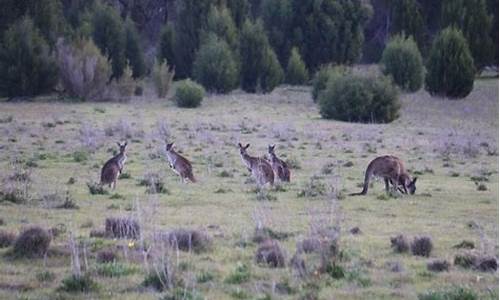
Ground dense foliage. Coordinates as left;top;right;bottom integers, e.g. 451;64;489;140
175;79;205;108
286;47;308;85
380;35;423;92
425;27;475;98
0;17;58;97
318;68;400;123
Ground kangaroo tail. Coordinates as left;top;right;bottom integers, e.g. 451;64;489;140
187;172;196;183
349;166;372;196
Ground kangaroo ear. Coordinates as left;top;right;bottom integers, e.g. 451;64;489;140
117;142;121;147
238;143;242;148
412;177;418;184
245;143;250;149
124;141;128;146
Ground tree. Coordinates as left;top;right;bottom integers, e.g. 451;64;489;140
226;0;250;29
285;47;308;85
290;0;372;71
193;35;239;93
173;0;216;78
260;46;284;92
204;5;239;51
0;17;58;97
239;19;268;92
425;27;475;98
0;0;65;46
380;34;423;92
261;0;293;67
158;23;175;68
390;0;425;51
124;18;145;78
441;0;494;70
91;3;126;79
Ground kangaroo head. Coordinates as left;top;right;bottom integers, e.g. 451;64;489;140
166;142;174;152
268;144;276;155
408;177;417;195
238;143;250;155
117;141;128;154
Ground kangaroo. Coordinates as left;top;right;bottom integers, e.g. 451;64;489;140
238;143;274;186
165;142;196;183
100;141;128;189
268;144;290;182
349;155;417;196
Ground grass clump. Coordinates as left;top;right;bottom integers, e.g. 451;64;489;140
87;182;108;195
297;176;327;198
418;286;478;300
95;262;137;277
427;260;450;272
96;250;117;263
12;226;51;258
224;262;251;284
59;274;98;293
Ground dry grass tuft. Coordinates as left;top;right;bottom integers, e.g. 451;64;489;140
410;236;433;257
12;226;51;258
390;234;410;253
255;239;286;268
105;217;140;239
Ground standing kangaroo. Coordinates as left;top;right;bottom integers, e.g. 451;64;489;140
268;144;290;182
349;155;417;196
165;142;196;183
238;143;274;186
100;141;128;189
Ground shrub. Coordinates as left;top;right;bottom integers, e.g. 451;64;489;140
96;250;117;263
104;217;140;239
411;236;433;257
0;17;57;97
152;59;175;98
59;274;98;293
204;5;239;50
427;260;450;272
381;34;423;92
390;234;410;253
425;27;475;98
193;35;239;93
286;47;308;85
139;172;169;194
165;229;212;253
107;64;136;102
318;68;400;123
239;19;268;93
0;230;16;248
311;64;335;102
56;38;111;101
13;226;51;258
260;46;284;93
143;265;175;291
175;79;205;108
255;240;286;268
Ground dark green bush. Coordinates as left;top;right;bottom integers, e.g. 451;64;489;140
175;79;205;108
425;27;475;98
240;19;268;93
158;23;176;67
124;18;146;79
418;286;478;300
0;17;57;97
381;35;423;92
204;5;239;50
59;274;98;293
318;68;400;123
311;64;334;102
286;47;308;85
193;35;238;93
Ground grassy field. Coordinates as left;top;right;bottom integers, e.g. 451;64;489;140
0;77;498;299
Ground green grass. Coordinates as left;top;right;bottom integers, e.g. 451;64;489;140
0;78;497;299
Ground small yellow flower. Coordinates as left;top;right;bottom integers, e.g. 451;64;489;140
128;241;135;248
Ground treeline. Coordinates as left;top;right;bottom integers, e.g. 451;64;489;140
0;0;497;100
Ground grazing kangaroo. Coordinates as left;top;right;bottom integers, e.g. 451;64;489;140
238;143;274;186
100;141;128;189
268;144;290;182
349;155;417;196
165;142;196;183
